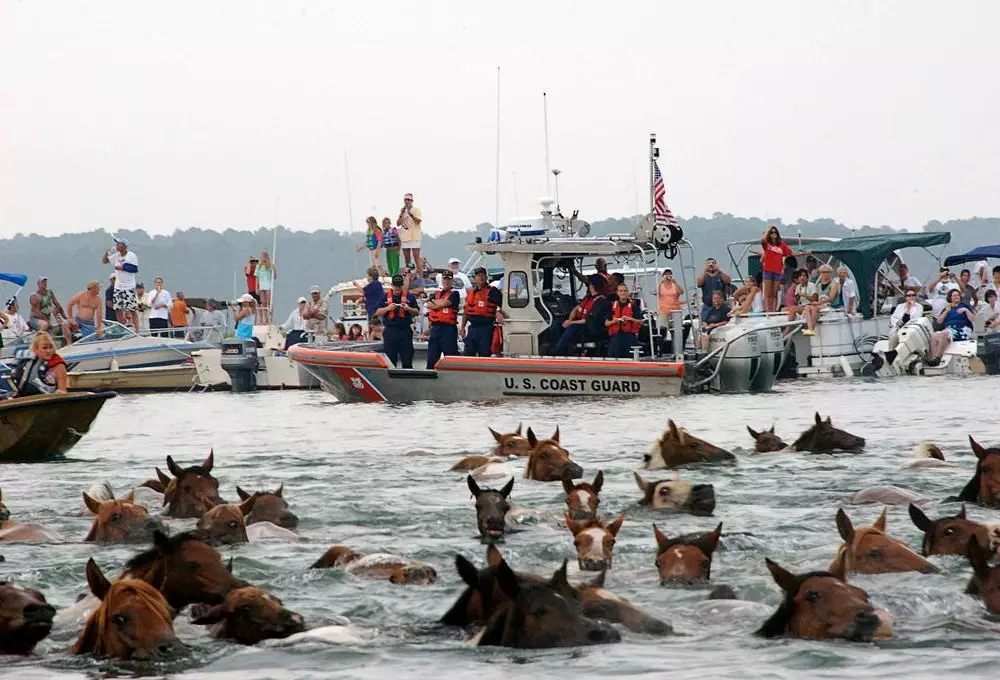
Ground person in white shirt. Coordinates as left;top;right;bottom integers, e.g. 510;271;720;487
134;282;151;334
969;259;989;294
101;236;139;328
146;277;172;337
887;291;925;350
895;264;922;294
1;297;31;338
836;266;859;315
437;257;472;306
927;267;960;315
983;290;1000;332
281;296;309;350
198;299;228;344
987;265;1000;295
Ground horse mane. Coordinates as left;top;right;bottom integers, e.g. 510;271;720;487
72;580;172;656
755;570;840;638
124;531;201;577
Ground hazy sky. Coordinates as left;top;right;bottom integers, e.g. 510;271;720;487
2;1;998;237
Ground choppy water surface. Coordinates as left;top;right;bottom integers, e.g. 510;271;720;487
3;377;1000;679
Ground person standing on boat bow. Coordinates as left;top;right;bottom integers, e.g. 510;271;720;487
605;282;644;358
397;193;423;272
376;274;419;369
425;270;460;368
461;267;504;357
102;236;140;329
758;226;811;313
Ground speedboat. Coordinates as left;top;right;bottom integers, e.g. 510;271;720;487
0;392;116;462
56;322;214;373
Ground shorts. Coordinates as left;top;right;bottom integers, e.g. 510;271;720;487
946;326;972;342
74;317;96;336
401;238;422;249
113;288;138;311
763;271;783;282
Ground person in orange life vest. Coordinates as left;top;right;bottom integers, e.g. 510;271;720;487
605;282;644;358
553;275;604;356
375;274;419;368
425;269;460;368
461;267;504;357
570;257;617;296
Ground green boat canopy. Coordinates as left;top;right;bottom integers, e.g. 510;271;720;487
749;231;951;318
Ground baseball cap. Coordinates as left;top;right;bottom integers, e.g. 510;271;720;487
309;285;322;294
473;266;488;277
237;293;255;303
391;274;405;286
448;257;461;265
37;276;47;283
441;270;454;279
113;236;129;247
297;296;307;304
403;193;414;201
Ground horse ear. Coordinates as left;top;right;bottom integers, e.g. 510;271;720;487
765;558;797;594
489;427;504;443
455;555;479;588
747;426;760;441
500;477;514;499
549;560;570;591
705;522;723;554
166;455;182;477
970;436;988;460
154;529;171;552
592;470;604;493
769;424;776;434
274;483;284;498
226;556;234;574
607;513;625;537
141;479;166;494
190;603;225;626
514;422;522;436
236;486;251;502
203;449;215;472
124;489;135;504
633;472;649;493
958;504;968;520
653;523;670;550
872;507;888;533
667;420;680;440
82;492;102;515
561;469;575;495
156;467;170;484
494;559;520;601
551;426;560;444
86;558;111;601
526;427;538;448
908;503;932;532
238;494;257;517
467;475;482;498
967;536;990;578
825;416;832;425
828;550;848;582
836;508;855;543
486;543;503;569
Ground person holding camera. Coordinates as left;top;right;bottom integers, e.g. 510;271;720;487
245;256;260;302
375;274;419;368
927;267;960;315
397;193;423;272
102;236;140;329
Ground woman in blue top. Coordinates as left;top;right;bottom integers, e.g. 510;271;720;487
928;288;975;363
234;294;257;340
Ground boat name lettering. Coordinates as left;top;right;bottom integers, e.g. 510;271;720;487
503;377;641;393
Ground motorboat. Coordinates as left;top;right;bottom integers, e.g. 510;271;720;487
0;392;116;462
66;363;202;393
53;322;214;373
193;325;319;390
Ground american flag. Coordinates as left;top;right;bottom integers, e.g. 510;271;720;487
653;160;681;230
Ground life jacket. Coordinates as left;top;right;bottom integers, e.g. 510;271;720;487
385;290;408;320
578;295;597;318
12;352;66;396
464;286;498;320
597;272;616;295
609;299;641;335
428;289;457;325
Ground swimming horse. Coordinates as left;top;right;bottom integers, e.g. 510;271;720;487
452;424;533;471
190;586;305;644
0;582;55;655
83;490;166;543
653;522;723;584
524;427;583;482
563;470;604;522
0;488;62;543
467;475;514;540
643;420;734;469
949;437;1000;507
908;503;995;556
829;507;938;575
141;450;225;518
633;471;717;516
235;484;299;529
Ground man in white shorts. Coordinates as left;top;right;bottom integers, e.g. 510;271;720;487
102;236;139;328
397;192;423;273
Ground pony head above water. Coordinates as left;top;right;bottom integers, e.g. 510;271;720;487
830;507;938;575
190;586;305;645
489;423;532;457
524;427;583;481
792;413;865;452
747;425;787;453
158;450;224;518
965;536;1000;614
0;487;10;523
654;522;722;584
195;497;257;546
634;472;716;516
0;582;55;655
953;437;1000;507
441;544;522;627
562;470;603;522
643;420;735;469
84;490;165;543
235;484;298;529
73;558;180;660
467;475;513;540
908;503;990;556
756;558;891;642
566;513;625;571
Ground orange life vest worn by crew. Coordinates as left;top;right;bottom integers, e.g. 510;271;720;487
465;286;498;320
385;289;407;320
428;290;457;325
578;295;597;318
608;299;641;335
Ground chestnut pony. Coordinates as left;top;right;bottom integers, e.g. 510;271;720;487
643;420;734;469
654;522;723;584
951;437;1000;507
0;582;55;655
830;507;938;575
908;503;991;556
747;425;787;453
235;484;298;529
566;513;625;571
84;490;165;543
143;450;224;518
310;546;437;585
562;470;604;522
451;424;533;471
965;537;1000;613
191;586;305;644
524;427;583;481
196;496;257;546
0;488;62;543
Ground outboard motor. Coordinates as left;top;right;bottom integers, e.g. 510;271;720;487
751;325;784;392
708;325;762;393
220;338;259;392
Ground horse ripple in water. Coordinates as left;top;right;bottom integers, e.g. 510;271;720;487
143;450;225;519
195;497;257;546
310;546;437;585
73;558;181;661
0;582;55;655
633;471;716;516
562;470;603;522
747;425;788;453
909;503;992;556
566;513;625;571
451;424;532;471
791;413;865;453
653;522;723;584
235;484;298;529
467;475;513;541
83;490;166;544
524;427;583;482
190;586;305;645
951;436;1000;508
755;558;893;642
643;420;735;469
830;507;939;575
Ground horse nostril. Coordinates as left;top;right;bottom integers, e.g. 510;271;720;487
156;640;179;657
587;625;621;644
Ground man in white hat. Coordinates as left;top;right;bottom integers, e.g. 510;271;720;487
397;192;423;272
101;236;139;328
302;285;329;336
437;257;472;306
280;296;310;349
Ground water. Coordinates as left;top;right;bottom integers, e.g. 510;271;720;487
2;377;1000;679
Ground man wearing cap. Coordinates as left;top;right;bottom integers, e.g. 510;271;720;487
461;267;504;357
437;257;472;305
102;236;140;328
375;274;419;368
2;297;30;339
66;280;105;339
425;269;461;368
397;193;423;272
280;297;309;350
28;277;73;342
302;286;329;336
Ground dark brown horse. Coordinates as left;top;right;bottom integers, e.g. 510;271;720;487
0;582;55;655
467;475;513;540
562;470;603;522
190;586;305;644
654;522;723;584
441;544;517;626
524;427;583;481
756;558;892;641
145;450;224;518
951;437;1000;507
965;537;1000;613
195;497;257;545
123;530;248;609
643;420;734;469
791;413;865;452
84;490;165;543
908;503;991;556
73;558;180;660
235;484;298;529
634;472;716;516
566;513;625;571
310;546;437;585
830;507;938;574
747;425;787;453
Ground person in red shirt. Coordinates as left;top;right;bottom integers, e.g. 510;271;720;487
245;256;259;302
759;226;810;313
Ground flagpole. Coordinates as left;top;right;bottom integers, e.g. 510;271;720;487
543;92;551;196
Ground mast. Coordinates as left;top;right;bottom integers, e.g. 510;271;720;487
494;66;501;236
543;92;551;196
649;132;657;217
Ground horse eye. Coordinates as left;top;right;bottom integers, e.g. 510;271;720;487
186;561;200;572
643;454;651;463
111;613;127;626
804;590;820;603
238;604;253;613
943;528;955;536
228;520;239;528
984;466;992;474
868;549;884;561
506;442;515;448
658;487;671;496
110;513;121;522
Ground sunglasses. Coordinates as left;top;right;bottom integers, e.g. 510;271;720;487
906;293;916;298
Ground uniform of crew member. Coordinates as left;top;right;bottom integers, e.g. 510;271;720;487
425;269;460;368
605;282;644;358
375;274;419;368
553;275;603;356
461;267;504;357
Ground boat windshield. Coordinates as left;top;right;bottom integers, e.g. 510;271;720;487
75;321;139;344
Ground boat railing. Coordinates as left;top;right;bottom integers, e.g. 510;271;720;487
685;319;804;391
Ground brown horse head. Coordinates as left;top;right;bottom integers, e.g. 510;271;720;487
0;487;10;524
84;490;165;543
73;559;180;660
566;513;625;571
653;522;722;584
908;503;990;556
644;420;735;469
309;546;437;585
161;450;224;518
562;569;673;635
957;437;1000;507
489;423;532;457
451;455;503;471
123;530;247;609
195;497;256;546
440;545;526;626
634;472;716;516
476;558;620;648
524;427;582;481
831;507;938;574
562;470;603;522
310;545;362;569
0;582;55;655
235;484;298;529
139;467;172;494
756;558;891;641
467;475;513;540
965;536;1000;613
792;413;865;452
190;586;305;644
747;425;787;453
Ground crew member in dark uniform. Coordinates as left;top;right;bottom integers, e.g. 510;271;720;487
605;282;644;358
375;274;419;368
461;267;504;357
425;269;460;368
